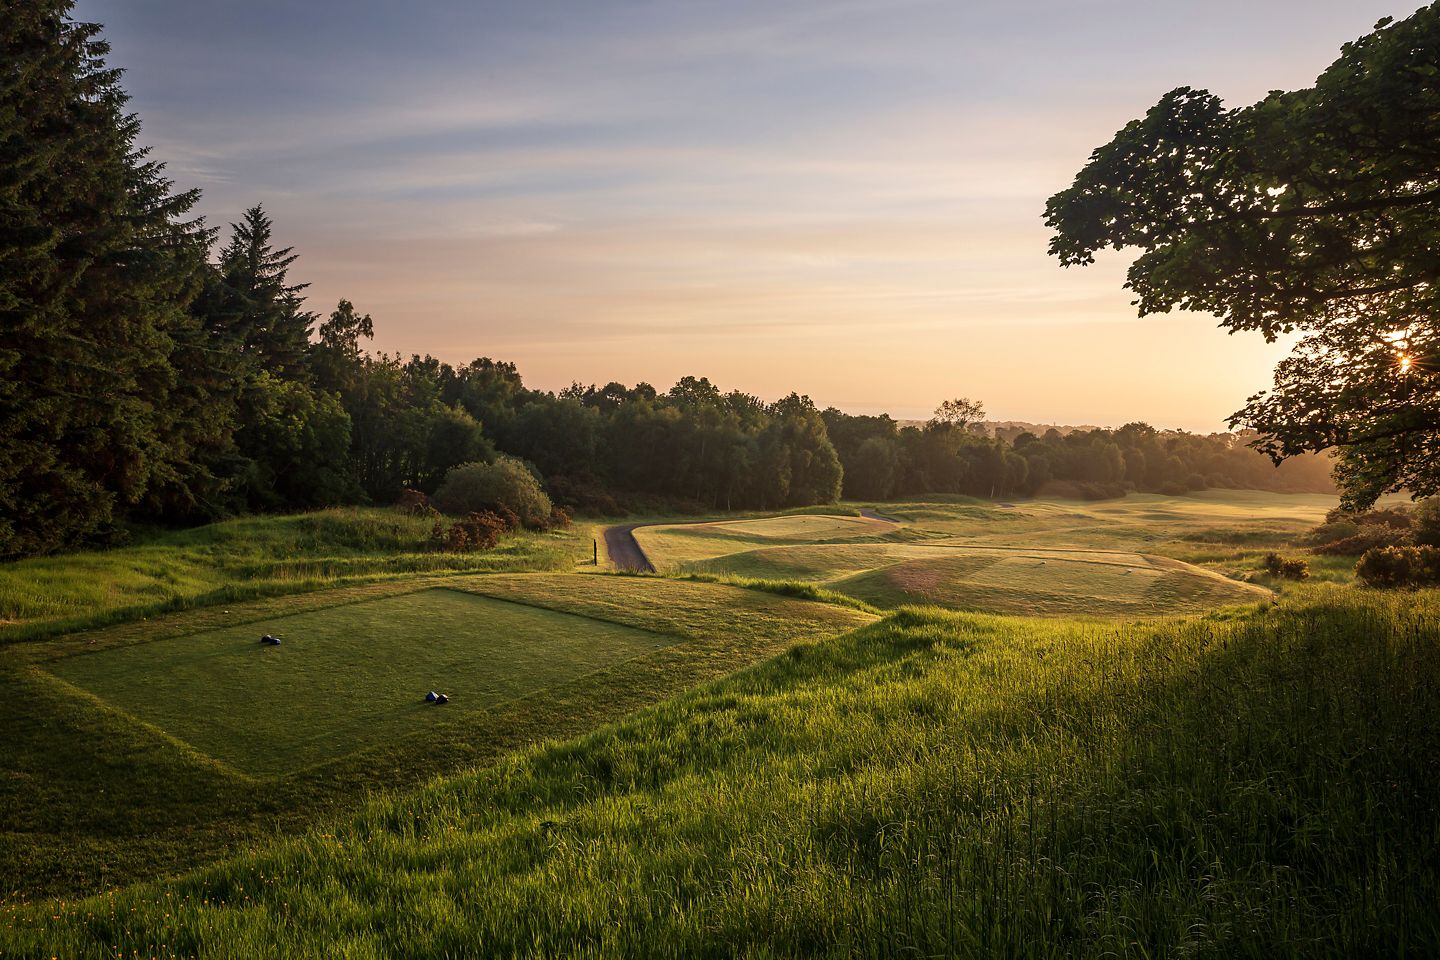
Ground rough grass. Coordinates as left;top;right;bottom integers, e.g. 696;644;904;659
0;574;871;899
0;508;581;644
878;490;1335;553
3;587;1435;957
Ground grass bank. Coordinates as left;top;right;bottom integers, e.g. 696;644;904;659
0;508;581;644
5;586;1435;957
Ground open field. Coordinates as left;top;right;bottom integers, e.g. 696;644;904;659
1;573;871;897
0;509;583;644
4;586;1435;957
631;492;1312;616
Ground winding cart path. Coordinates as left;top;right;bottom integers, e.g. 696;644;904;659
603;524;655;572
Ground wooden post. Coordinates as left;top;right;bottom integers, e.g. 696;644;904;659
593;539;598;565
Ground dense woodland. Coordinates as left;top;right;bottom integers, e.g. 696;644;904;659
1;2;1332;560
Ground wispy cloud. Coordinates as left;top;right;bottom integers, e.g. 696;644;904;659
81;0;1411;430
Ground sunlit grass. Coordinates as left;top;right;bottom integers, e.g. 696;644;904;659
0;573;870;898
3;586;1434;956
636;497;1290;616
49;588;679;775
0;508;582;643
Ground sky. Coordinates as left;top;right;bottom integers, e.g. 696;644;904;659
78;0;1412;430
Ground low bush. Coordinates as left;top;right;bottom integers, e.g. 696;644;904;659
1356;544;1440;588
1306;518;1360;546
1324;505;1411;528
1262;552;1310;580
1312;524;1411;556
1414;498;1440;547
428;511;509;553
394;488;439;518
1309;506;1415;556
434;457;553;529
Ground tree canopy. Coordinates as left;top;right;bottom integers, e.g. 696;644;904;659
0;0;210;556
1045;5;1440;508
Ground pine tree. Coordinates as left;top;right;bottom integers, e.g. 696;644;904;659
209;206;316;380
0;1;210;556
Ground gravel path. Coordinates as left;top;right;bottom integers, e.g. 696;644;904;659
603;524;655;572
859;508;901;524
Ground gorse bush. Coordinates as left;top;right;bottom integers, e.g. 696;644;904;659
1309;506;1415;556
1356;544;1440;589
433;457;554;529
428;511;510;552
1263;552;1310;580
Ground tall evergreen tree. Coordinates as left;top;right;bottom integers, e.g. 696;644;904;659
0;1;209;556
209;205;315;381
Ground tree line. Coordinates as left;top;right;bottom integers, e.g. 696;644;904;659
821;404;1333;502
1;2;1333;559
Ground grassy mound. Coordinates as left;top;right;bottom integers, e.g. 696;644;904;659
692;543;903;581
4;588;1435;956
634;514;898;568
0;508;583;643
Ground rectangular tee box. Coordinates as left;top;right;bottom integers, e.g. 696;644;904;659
48;588;677;776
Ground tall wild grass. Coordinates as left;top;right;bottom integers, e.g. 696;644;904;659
0;508;579;643
3;586;1434;957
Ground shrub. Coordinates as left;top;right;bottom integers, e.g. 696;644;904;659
1325;505;1411;528
428;511;508;553
1355;545;1440;589
1262;552;1310;580
1311;524;1410;556
433;457;553;529
1306;518;1360;546
1414;498;1440;547
394;488;438;518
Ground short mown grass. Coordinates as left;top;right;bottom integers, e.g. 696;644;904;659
2;586;1434;957
49;589;679;775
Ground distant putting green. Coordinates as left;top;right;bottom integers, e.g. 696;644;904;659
48;589;676;776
